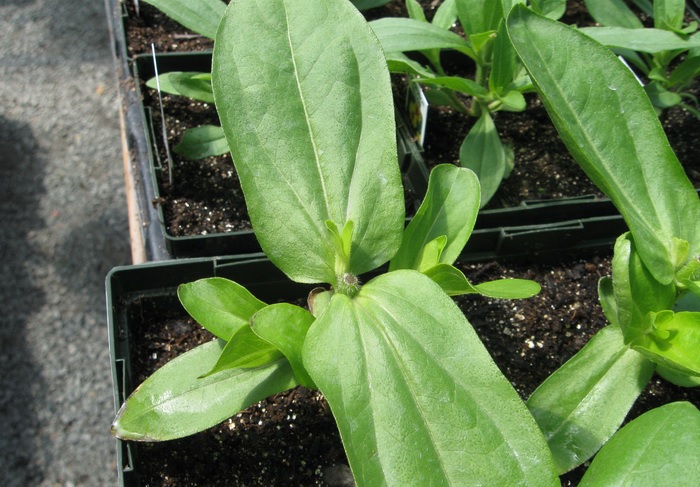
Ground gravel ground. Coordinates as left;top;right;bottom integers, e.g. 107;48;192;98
0;0;131;485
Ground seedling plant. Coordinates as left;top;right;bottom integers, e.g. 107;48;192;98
368;0;568;207
112;1;559;485
507;5;700;483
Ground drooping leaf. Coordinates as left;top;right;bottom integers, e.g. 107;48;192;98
251;303;317;389
178;277;266;341
584;0;643;29
111;341;297;441
527;325;655;473
424;263;541;298
385;51;437;77
507;6;700;284
370;17;476;59
303;270;559;485
390;164;480;271
202;325;283;377
142;0;226;40
580;26;700;53
146;72;214;103
213;0;405;284
174;125;229;159
459;111;510;208
579;402;700;486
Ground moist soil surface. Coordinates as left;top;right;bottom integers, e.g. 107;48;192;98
122;251;700;486
129;0;700;238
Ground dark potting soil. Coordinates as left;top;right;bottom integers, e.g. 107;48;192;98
122;251;699;486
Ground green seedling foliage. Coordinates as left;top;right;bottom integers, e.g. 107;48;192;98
579;402;700;486
303;270;558;485
146;72;214;104
507;5;700;285
113;1;559;484
213;0;404;284
173;125;229;159
527;325;655;473
142;0;226;39
111;341;297;441
584;0;643;29
177;277;265;341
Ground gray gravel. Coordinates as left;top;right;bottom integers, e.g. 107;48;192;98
1;0;131;485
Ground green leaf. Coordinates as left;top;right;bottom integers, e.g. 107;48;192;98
490;21;519;95
174;125;229;159
496;90;527;111
433;0;458;30
611;233;677;343
527;325;655;473
597;276;619;326
369;17;476;59
657;365;700;387
459;111;510;208
385;52;436;78
474;278;541;298
203;325;283;377
632;310;700;376
668;54;700;87
654;0;686;32
584;0;643;29
303;271;559;485
529;0;566;19
142;0;226;40
415;236;447;272
178;278;266;341
146;72;214;103
644;82;683;109
390;164;480;271
579;402;700;486
456;0;503;36
405;0;426;22
251;303;317;389
580;26;700;53
417;76;491;98
213;0;405;284
507;6;700;284
111;341;297;441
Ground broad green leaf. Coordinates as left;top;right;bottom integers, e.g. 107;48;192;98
423;263;480;295
251;303;317;389
579;402;700;486
530;0;566;19
214;0;404;284
654;0;686;32
203;325;283;377
456;0;503;36
303;271;559;486
390;164;480;271
497;90;527;111
612;234;676;343
580;26;700;53
369;17;477;59
142;0;225;40
417;76;490;97
584;0;643;29
459;111;509;208
146;72;214;103
178;277;266;341
632;310;700;376
527;325;655;473
490;21;519;95
385;52;436;78
111;341;297;441
174;125;229;159
508;6;700;284
415;236;447;272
